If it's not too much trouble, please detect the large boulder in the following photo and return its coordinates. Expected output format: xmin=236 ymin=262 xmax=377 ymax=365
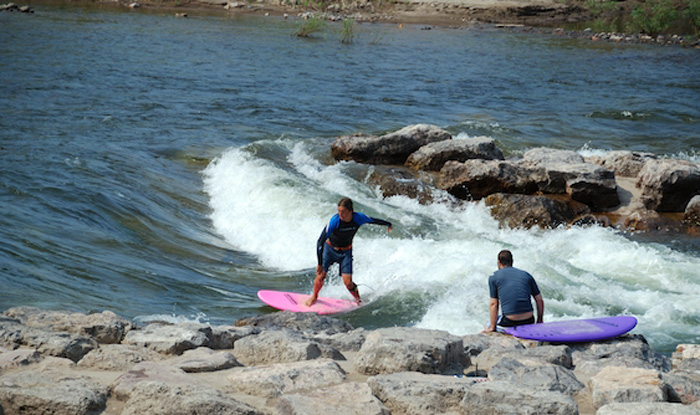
xmin=588 ymin=366 xmax=667 ymax=409
xmin=586 ymin=150 xmax=657 ymax=178
xmin=521 ymin=149 xmax=620 ymax=209
xmin=672 ymin=344 xmax=700 ymax=371
xmin=488 ymin=357 xmax=584 ymax=395
xmin=636 ymin=159 xmax=700 ymax=212
xmin=0 ymin=368 xmax=109 ymax=415
xmin=110 ymin=361 xmax=195 ymax=401
xmin=234 ymin=311 xmax=352 ymax=336
xmin=459 ymin=380 xmax=578 ymax=415
xmin=2 ymin=307 xmax=132 ymax=344
xmin=596 ymin=402 xmax=700 ymax=415
xmin=226 ymin=359 xmax=347 ymax=398
xmin=367 ymin=371 xmax=485 ymax=415
xmin=366 ymin=166 xmax=436 ymax=204
xmin=331 ymin=124 xmax=452 ymax=165
xmin=438 ymin=159 xmax=539 ymax=200
xmin=0 ymin=317 xmax=98 ymax=363
xmin=663 ymin=369 xmax=700 ymax=405
xmin=233 ymin=329 xmax=344 ymax=366
xmin=405 ymin=135 xmax=504 ymax=171
xmin=684 ymin=195 xmax=700 ymax=227
xmin=122 ymin=322 xmax=212 ymax=355
xmin=484 ymin=193 xmax=590 ymax=229
xmin=77 ymin=344 xmax=165 ymax=371
xmin=354 ymin=327 xmax=467 ymax=375
xmin=277 ymin=381 xmax=390 ymax=415
xmin=166 ymin=347 xmax=241 ymax=373
xmin=121 ymin=381 xmax=264 ymax=415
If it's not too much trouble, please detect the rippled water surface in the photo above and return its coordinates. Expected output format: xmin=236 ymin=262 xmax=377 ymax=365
xmin=1 ymin=5 xmax=698 ymax=354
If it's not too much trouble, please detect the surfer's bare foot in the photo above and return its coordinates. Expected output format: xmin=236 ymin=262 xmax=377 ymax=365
xmin=305 ymin=296 xmax=317 ymax=307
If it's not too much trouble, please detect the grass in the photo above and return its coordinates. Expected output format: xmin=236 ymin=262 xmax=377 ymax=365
xmin=341 ymin=18 xmax=355 ymax=43
xmin=295 ymin=16 xmax=326 ymax=37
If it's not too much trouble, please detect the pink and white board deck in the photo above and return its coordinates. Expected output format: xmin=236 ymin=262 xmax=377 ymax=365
xmin=257 ymin=290 xmax=360 ymax=315
xmin=503 ymin=315 xmax=637 ymax=342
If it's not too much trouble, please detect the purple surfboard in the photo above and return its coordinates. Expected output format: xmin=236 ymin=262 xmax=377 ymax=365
xmin=257 ymin=290 xmax=361 ymax=315
xmin=503 ymin=316 xmax=637 ymax=342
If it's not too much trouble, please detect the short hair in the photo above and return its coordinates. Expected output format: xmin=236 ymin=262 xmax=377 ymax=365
xmin=498 ymin=250 xmax=513 ymax=267
xmin=338 ymin=197 xmax=354 ymax=211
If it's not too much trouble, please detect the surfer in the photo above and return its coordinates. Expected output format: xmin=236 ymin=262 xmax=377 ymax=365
xmin=482 ymin=249 xmax=545 ymax=333
xmin=305 ymin=198 xmax=392 ymax=307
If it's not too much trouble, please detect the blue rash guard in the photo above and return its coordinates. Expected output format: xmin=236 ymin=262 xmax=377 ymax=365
xmin=316 ymin=212 xmax=392 ymax=266
xmin=488 ymin=266 xmax=541 ymax=315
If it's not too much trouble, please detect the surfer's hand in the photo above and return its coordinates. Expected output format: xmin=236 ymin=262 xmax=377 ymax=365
xmin=480 ymin=326 xmax=495 ymax=334
xmin=387 ymin=225 xmax=392 ymax=233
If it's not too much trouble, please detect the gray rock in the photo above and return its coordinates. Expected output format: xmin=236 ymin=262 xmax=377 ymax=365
xmin=209 ymin=325 xmax=259 ymax=350
xmin=355 ymin=327 xmax=467 ymax=375
xmin=489 ymin=357 xmax=584 ymax=395
xmin=484 ymin=193 xmax=590 ymax=229
xmin=234 ymin=311 xmax=352 ymax=336
xmin=672 ymin=344 xmax=700 ymax=370
xmin=367 ymin=166 xmax=436 ymax=204
xmin=121 ymin=381 xmax=263 ymax=415
xmin=522 ymin=148 xmax=585 ymax=165
xmin=663 ymin=369 xmax=700 ymax=405
xmin=77 ymin=344 xmax=165 ymax=371
xmin=167 ymin=346 xmax=241 ymax=373
xmin=459 ymin=380 xmax=578 ymax=415
xmin=110 ymin=361 xmax=195 ymax=401
xmin=588 ymin=366 xmax=667 ymax=409
xmin=571 ymin=335 xmax=671 ymax=373
xmin=3 ymin=307 xmax=131 ymax=344
xmin=0 ymin=348 xmax=42 ymax=372
xmin=0 ymin=369 xmax=109 ymax=415
xmin=278 ymin=381 xmax=390 ymax=415
xmin=586 ymin=150 xmax=657 ymax=178
xmin=624 ymin=208 xmax=682 ymax=232
xmin=476 ymin=344 xmax=573 ymax=370
xmin=574 ymin=356 xmax=661 ymax=384
xmin=685 ymin=195 xmax=700 ymax=227
xmin=311 ymin=327 xmax=368 ymax=352
xmin=226 ymin=359 xmax=346 ymax=398
xmin=332 ymin=124 xmax=452 ymax=165
xmin=637 ymin=159 xmax=700 ymax=212
xmin=367 ymin=371 xmax=486 ymax=415
xmin=461 ymin=333 xmax=526 ymax=359
xmin=233 ymin=329 xmax=344 ymax=366
xmin=122 ymin=322 xmax=211 ymax=355
xmin=596 ymin=402 xmax=700 ymax=415
xmin=0 ymin=317 xmax=98 ymax=362
xmin=405 ymin=136 xmax=504 ymax=171
xmin=438 ymin=159 xmax=539 ymax=200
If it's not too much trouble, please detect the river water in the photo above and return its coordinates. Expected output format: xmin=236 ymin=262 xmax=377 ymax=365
xmin=1 ymin=5 xmax=698 ymax=354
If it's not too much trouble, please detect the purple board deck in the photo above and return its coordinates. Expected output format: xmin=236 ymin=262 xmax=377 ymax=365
xmin=257 ymin=290 xmax=361 ymax=315
xmin=503 ymin=316 xmax=637 ymax=342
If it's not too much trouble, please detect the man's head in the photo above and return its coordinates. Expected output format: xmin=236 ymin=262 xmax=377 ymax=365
xmin=497 ymin=250 xmax=513 ymax=268
xmin=338 ymin=198 xmax=354 ymax=222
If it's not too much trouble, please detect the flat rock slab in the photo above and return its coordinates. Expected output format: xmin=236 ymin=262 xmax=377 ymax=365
xmin=122 ymin=322 xmax=211 ymax=355
xmin=588 ymin=366 xmax=667 ymax=409
xmin=166 ymin=347 xmax=241 ymax=373
xmin=110 ymin=361 xmax=196 ymax=401
xmin=0 ymin=368 xmax=109 ymax=415
xmin=227 ymin=359 xmax=347 ymax=398
xmin=277 ymin=381 xmax=390 ymax=415
xmin=460 ymin=380 xmax=578 ymax=415
xmin=355 ymin=327 xmax=466 ymax=375
xmin=121 ymin=381 xmax=264 ymax=415
xmin=596 ymin=402 xmax=700 ymax=415
xmin=77 ymin=344 xmax=165 ymax=371
xmin=368 ymin=371 xmax=486 ymax=415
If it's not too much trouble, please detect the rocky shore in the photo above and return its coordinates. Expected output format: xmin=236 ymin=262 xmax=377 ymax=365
xmin=1 ymin=306 xmax=700 ymax=415
xmin=331 ymin=124 xmax=700 ymax=235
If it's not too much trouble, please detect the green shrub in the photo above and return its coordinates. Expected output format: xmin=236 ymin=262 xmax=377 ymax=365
xmin=686 ymin=0 xmax=700 ymax=35
xmin=341 ymin=18 xmax=355 ymax=43
xmin=585 ymin=0 xmax=618 ymax=17
xmin=629 ymin=0 xmax=680 ymax=36
xmin=295 ymin=16 xmax=326 ymax=37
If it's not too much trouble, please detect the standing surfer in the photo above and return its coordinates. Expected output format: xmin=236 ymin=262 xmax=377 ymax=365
xmin=306 ymin=198 xmax=392 ymax=307
xmin=482 ymin=249 xmax=545 ymax=333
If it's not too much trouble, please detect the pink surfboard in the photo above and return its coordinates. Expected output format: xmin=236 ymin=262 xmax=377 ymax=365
xmin=257 ymin=290 xmax=361 ymax=315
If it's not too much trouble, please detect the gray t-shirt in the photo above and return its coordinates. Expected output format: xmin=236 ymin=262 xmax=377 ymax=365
xmin=488 ymin=266 xmax=541 ymax=315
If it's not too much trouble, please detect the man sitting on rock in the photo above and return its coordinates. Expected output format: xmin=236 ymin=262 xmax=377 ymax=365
xmin=482 ymin=249 xmax=544 ymax=333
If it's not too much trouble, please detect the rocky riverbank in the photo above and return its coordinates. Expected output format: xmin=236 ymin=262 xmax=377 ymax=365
xmin=331 ymin=124 xmax=700 ymax=235
xmin=1 ymin=306 xmax=700 ymax=415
